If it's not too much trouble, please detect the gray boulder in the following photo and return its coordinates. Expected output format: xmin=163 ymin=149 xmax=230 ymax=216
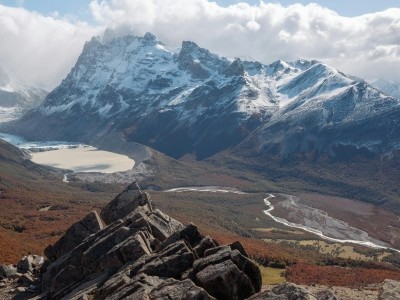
xmin=30 ymin=255 xmax=45 ymax=270
xmin=194 ymin=236 xmax=217 ymax=258
xmin=196 ymin=259 xmax=255 ymax=300
xmin=272 ymin=283 xmax=317 ymax=300
xmin=156 ymin=223 xmax=204 ymax=253
xmin=146 ymin=209 xmax=184 ymax=241
xmin=138 ymin=241 xmax=195 ymax=279
xmin=17 ymin=273 xmax=35 ymax=286
xmin=17 ymin=254 xmax=44 ymax=273
xmin=17 ymin=256 xmax=33 ymax=273
xmin=192 ymin=247 xmax=262 ymax=300
xmin=0 ymin=264 xmax=17 ymax=278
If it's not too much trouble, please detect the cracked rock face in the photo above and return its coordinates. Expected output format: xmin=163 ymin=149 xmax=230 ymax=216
xmin=40 ymin=183 xmax=262 ymax=299
xmin=44 ymin=211 xmax=104 ymax=262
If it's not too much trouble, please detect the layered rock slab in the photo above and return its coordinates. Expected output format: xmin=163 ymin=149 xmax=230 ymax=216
xmin=39 ymin=183 xmax=262 ymax=299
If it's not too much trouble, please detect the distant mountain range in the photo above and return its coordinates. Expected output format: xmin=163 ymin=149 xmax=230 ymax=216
xmin=0 ymin=66 xmax=47 ymax=110
xmin=12 ymin=33 xmax=400 ymax=163
xmin=371 ymin=78 xmax=400 ymax=99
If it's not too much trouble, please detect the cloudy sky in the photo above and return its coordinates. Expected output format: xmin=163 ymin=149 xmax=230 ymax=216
xmin=0 ymin=0 xmax=399 ymax=89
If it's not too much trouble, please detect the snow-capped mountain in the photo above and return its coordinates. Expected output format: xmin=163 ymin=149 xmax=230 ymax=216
xmin=0 ymin=66 xmax=47 ymax=109
xmin=14 ymin=33 xmax=400 ymax=159
xmin=225 ymin=59 xmax=400 ymax=162
xmin=371 ymin=78 xmax=400 ymax=99
xmin=15 ymin=33 xmax=277 ymax=158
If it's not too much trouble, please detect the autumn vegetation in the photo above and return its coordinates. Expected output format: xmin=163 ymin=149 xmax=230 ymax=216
xmin=1 ymin=139 xmax=400 ymax=288
xmin=286 ymin=264 xmax=400 ymax=287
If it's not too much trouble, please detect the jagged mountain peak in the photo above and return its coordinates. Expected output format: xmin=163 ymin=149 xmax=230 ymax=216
xmin=181 ymin=40 xmax=200 ymax=52
xmin=269 ymin=59 xmax=291 ymax=73
xmin=143 ymin=31 xmax=156 ymax=41
xmin=178 ymin=41 xmax=211 ymax=79
xmin=287 ymin=59 xmax=320 ymax=70
xmin=82 ymin=36 xmax=102 ymax=51
xmin=178 ymin=40 xmax=230 ymax=78
xmin=224 ymin=58 xmax=245 ymax=77
xmin=81 ymin=32 xmax=166 ymax=56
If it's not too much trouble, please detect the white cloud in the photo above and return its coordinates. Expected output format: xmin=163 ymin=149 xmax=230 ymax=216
xmin=0 ymin=5 xmax=99 ymax=89
xmin=246 ymin=20 xmax=260 ymax=31
xmin=1 ymin=1 xmax=400 ymax=89
xmin=89 ymin=0 xmax=400 ymax=82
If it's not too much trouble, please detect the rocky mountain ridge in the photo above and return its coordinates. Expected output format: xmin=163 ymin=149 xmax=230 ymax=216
xmin=12 ymin=33 xmax=399 ymax=160
xmin=234 ymin=78 xmax=400 ymax=158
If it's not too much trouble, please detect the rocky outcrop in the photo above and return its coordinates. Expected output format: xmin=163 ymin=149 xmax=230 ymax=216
xmin=0 ymin=265 xmax=17 ymax=279
xmin=44 ymin=211 xmax=104 ymax=261
xmin=379 ymin=279 xmax=400 ymax=300
xmin=100 ymin=181 xmax=151 ymax=224
xmin=33 ymin=183 xmax=262 ymax=299
xmin=248 ymin=282 xmax=339 ymax=300
xmin=0 ymin=255 xmax=45 ymax=298
xmin=17 ymin=255 xmax=44 ymax=274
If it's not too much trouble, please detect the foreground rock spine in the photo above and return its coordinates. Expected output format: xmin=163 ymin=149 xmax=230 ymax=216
xmin=38 ymin=182 xmax=262 ymax=299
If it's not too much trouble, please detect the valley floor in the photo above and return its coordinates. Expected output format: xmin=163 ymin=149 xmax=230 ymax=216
xmin=1 ymin=135 xmax=400 ymax=291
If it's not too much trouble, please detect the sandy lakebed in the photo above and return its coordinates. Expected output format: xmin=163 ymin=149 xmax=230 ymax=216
xmin=30 ymin=146 xmax=135 ymax=173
